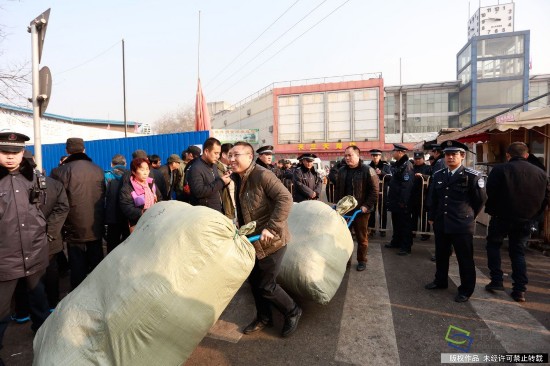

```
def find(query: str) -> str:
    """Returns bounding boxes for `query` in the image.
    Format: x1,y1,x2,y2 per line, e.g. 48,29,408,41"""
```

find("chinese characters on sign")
296,142,356,151
211,129,259,144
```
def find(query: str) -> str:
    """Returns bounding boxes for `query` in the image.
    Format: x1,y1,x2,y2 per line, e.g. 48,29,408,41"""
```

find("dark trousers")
411,206,431,235
368,196,387,231
13,254,60,317
390,211,413,251
352,212,370,262
68,240,104,290
434,230,476,297
248,246,296,321
0,270,50,348
106,223,130,253
486,217,531,292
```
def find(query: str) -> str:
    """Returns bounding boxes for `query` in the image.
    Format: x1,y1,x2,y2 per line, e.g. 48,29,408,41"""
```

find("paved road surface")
3,236,550,365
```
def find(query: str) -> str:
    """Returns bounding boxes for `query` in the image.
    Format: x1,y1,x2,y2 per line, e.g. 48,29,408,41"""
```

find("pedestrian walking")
335,146,379,271
229,142,302,337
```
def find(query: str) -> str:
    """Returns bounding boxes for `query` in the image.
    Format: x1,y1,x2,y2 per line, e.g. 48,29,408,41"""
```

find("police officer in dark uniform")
430,144,445,172
385,144,415,255
410,151,432,241
0,132,50,362
424,140,486,303
368,149,392,237
292,153,322,203
256,145,282,178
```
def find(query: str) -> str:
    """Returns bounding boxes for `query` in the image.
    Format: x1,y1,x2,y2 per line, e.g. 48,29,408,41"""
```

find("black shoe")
485,281,505,292
454,294,469,303
424,282,448,290
397,250,411,256
281,306,302,337
384,243,399,248
430,255,436,262
510,291,526,302
356,262,366,271
243,318,273,334
420,235,430,241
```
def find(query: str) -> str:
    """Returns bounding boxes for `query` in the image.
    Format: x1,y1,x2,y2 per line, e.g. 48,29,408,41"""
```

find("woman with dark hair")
119,157,162,232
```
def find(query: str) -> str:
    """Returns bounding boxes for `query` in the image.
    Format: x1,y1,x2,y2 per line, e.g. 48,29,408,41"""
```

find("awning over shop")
436,106,550,143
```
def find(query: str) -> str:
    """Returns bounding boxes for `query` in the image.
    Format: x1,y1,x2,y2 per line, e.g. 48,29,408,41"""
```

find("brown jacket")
217,161,235,219
233,163,292,260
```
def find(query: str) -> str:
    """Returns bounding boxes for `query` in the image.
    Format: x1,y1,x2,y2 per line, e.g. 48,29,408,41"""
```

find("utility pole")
28,8,51,171
122,39,128,137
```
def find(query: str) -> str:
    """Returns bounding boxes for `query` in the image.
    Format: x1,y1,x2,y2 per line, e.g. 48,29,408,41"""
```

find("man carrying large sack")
229,141,302,337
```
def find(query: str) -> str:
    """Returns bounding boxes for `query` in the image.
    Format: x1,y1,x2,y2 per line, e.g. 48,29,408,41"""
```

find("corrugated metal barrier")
27,131,210,175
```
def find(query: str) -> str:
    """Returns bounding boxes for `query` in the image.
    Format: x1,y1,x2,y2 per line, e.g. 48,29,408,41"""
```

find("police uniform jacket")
427,166,486,234
292,164,322,203
369,160,392,180
0,159,48,281
233,163,293,260
387,154,415,213
431,156,445,173
485,157,550,221
411,164,432,208
334,160,379,212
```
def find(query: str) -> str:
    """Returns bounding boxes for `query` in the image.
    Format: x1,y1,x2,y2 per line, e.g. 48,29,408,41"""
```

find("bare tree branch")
152,106,195,134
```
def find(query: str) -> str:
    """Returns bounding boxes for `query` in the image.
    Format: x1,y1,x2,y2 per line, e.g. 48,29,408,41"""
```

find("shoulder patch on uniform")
464,168,480,176
478,177,485,188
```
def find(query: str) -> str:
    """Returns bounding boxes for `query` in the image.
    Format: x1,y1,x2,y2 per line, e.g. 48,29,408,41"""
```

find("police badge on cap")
0,132,30,152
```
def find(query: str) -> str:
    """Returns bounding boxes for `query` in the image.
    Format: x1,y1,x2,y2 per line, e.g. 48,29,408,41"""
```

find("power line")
207,0,328,96
57,40,121,75
214,0,351,100
204,0,301,89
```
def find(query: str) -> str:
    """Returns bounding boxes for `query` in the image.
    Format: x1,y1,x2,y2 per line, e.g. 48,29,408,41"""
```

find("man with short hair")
187,137,231,213
104,154,129,253
158,154,183,200
148,154,161,170
280,159,294,192
0,133,51,360
335,146,379,271
217,143,236,220
177,146,202,202
50,137,106,290
368,149,392,237
484,142,550,302
229,142,301,337
425,140,486,303
385,144,415,256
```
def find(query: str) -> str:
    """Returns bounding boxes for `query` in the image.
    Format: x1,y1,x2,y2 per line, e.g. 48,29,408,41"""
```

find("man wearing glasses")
229,142,301,338
425,140,486,303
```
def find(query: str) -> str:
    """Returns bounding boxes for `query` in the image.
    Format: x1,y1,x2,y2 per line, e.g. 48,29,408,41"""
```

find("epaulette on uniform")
464,168,481,176
433,168,446,175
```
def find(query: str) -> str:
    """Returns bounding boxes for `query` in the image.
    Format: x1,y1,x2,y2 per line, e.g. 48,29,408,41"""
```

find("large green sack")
33,201,255,366
278,200,355,305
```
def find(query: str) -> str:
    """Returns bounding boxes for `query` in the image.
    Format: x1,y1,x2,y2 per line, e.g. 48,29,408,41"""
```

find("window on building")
327,91,351,141
477,35,524,58
458,44,472,70
278,95,300,143
477,57,524,79
458,65,472,85
528,81,550,110
353,89,379,140
477,79,523,106
302,93,325,141
459,85,472,113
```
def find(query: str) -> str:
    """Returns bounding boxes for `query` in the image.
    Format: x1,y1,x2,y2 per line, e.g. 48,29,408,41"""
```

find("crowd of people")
0,131,548,365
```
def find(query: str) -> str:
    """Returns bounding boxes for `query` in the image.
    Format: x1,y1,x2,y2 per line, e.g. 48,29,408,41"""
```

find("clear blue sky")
1,0,549,125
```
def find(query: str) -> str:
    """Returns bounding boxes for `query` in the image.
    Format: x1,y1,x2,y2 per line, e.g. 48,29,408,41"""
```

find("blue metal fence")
27,131,210,175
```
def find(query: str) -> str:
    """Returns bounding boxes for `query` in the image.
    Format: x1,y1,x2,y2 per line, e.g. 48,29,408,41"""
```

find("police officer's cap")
413,151,425,159
298,153,317,161
369,149,382,155
256,145,274,155
430,144,442,152
0,132,29,152
442,140,468,153
392,143,408,152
